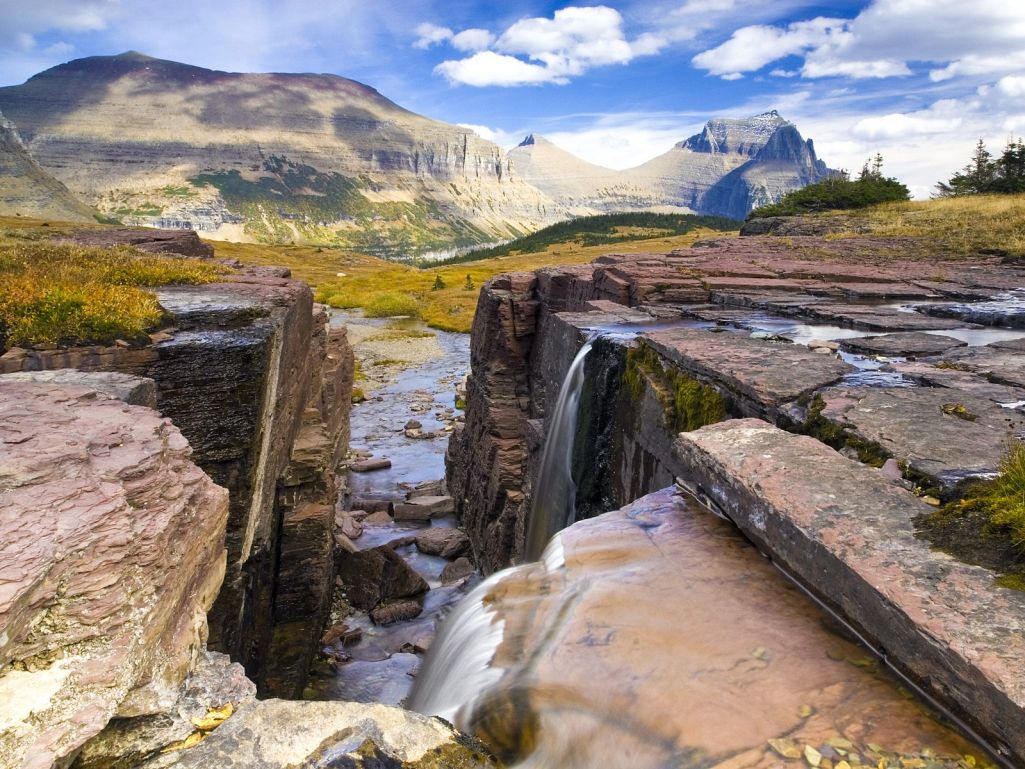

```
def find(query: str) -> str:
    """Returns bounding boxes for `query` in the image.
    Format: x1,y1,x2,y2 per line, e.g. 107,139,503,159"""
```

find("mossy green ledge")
674,418,1025,767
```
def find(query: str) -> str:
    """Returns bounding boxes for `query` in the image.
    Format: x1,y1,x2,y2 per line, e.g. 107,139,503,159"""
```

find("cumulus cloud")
693,0,1025,81
436,51,558,87
426,5,665,87
451,28,495,52
413,22,453,49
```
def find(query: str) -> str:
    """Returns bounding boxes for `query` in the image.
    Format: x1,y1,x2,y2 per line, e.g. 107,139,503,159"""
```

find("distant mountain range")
0,52,832,258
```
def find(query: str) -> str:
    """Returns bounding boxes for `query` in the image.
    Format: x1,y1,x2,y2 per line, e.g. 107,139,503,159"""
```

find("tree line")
936,138,1025,196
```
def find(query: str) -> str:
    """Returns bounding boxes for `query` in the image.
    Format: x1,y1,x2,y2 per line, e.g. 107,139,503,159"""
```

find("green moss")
623,344,727,432
995,572,1025,592
803,396,891,468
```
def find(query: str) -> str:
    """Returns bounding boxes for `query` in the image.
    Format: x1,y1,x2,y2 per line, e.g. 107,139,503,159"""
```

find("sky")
1,0,1024,198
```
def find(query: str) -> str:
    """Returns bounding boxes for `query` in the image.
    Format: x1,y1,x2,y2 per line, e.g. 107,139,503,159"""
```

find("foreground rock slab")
413,488,992,768
141,700,498,769
643,328,852,418
0,381,229,769
674,419,1025,765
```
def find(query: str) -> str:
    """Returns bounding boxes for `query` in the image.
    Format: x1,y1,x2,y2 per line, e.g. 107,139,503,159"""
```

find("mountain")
0,53,832,254
0,52,559,258
512,112,831,220
0,109,97,222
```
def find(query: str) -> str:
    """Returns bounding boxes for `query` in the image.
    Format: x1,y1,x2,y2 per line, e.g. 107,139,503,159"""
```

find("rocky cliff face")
0,376,497,769
0,109,96,222
0,376,229,769
0,230,354,695
508,111,831,220
0,52,559,257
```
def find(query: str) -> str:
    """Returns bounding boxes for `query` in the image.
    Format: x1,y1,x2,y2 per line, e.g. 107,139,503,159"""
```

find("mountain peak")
518,134,550,147
112,51,157,61
678,111,793,157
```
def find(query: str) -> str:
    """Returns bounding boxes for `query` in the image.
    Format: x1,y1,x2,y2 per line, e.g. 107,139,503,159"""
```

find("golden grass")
817,194,1025,258
0,225,224,348
212,229,727,333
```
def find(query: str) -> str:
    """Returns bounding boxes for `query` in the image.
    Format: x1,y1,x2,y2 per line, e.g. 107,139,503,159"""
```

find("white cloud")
436,51,560,87
457,123,521,147
414,22,453,49
429,5,664,87
451,28,494,52
693,0,1025,81
852,112,962,140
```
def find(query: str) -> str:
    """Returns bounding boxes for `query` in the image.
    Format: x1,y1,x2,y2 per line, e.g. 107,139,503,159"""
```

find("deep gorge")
3,225,1025,768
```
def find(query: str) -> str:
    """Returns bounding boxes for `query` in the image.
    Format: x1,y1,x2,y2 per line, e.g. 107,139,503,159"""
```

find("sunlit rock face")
0,52,559,255
0,379,229,769
415,488,987,769
508,111,831,220
0,109,96,221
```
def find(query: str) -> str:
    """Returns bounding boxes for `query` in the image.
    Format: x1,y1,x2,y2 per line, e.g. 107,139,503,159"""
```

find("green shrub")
363,292,421,318
951,442,1025,552
749,172,910,218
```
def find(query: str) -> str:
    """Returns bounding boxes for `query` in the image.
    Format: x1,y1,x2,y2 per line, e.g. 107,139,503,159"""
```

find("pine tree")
463,274,475,291
431,274,446,291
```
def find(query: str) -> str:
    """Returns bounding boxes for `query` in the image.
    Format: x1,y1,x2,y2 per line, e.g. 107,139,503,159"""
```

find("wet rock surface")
675,420,1025,765
449,236,1025,570
839,331,967,357
811,386,1025,490
414,488,994,769
0,381,228,769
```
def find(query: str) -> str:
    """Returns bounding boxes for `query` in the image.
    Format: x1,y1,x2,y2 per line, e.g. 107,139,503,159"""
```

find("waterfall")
524,337,595,562
406,570,508,722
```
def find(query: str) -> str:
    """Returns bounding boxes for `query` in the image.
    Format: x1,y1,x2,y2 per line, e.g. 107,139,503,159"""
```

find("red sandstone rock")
0,381,228,769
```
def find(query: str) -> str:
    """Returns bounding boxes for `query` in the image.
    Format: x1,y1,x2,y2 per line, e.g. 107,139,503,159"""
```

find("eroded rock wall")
0,261,355,690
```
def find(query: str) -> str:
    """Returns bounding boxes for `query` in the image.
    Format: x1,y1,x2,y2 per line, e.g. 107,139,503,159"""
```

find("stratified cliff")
0,109,96,221
0,230,354,696
509,111,831,220
0,52,559,256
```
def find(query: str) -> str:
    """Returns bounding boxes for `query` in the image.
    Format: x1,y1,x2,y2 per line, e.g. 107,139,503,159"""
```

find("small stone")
441,557,474,584
371,599,424,625
404,419,422,430
813,347,833,354
807,339,840,351
879,458,903,482
363,510,393,525
922,495,942,506
351,458,392,472
340,516,364,540
415,527,470,559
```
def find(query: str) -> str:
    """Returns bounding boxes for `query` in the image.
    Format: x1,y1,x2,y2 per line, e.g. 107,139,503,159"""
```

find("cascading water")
523,336,595,562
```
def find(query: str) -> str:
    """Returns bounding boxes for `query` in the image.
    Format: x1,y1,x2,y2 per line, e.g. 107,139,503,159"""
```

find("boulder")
415,527,470,559
0,381,229,769
440,557,475,585
371,599,425,625
394,495,456,521
335,546,429,610
351,457,392,472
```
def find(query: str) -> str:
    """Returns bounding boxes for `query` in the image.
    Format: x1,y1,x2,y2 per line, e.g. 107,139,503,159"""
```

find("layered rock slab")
642,327,852,418
811,386,1025,489
0,381,229,769
674,419,1025,765
839,331,967,357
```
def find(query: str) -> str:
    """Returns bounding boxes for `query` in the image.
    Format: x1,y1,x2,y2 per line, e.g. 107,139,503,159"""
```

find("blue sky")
1,0,1024,197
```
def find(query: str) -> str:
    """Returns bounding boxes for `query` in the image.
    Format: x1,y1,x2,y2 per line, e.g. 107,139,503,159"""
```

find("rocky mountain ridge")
509,110,831,220
0,53,831,255
0,52,559,258
0,109,97,222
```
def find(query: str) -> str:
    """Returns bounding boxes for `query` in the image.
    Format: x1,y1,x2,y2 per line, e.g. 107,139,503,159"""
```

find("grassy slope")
214,223,737,333
0,217,223,349
796,194,1025,259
